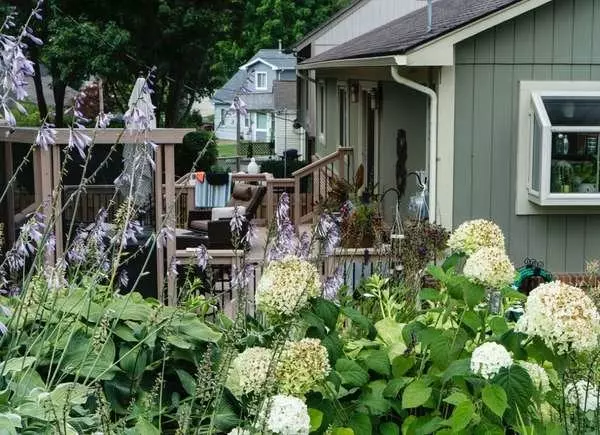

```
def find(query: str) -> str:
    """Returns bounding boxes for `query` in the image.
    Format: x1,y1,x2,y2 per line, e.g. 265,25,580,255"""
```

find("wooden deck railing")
292,147,353,225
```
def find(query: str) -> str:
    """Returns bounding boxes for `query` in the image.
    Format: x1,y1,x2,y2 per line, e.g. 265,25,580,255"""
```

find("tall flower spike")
195,245,210,271
323,266,344,301
230,206,246,238
317,212,341,256
35,123,57,151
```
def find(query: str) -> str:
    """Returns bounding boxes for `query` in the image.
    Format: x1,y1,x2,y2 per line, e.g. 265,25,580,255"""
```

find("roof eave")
298,54,406,70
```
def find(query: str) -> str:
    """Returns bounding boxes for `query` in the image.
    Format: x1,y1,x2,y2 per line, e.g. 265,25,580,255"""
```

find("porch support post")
155,144,164,303
1,142,15,249
436,66,455,229
39,145,54,264
164,143,176,305
51,144,64,258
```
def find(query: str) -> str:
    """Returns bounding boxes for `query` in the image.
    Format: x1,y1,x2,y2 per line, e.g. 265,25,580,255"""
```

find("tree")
213,0,351,80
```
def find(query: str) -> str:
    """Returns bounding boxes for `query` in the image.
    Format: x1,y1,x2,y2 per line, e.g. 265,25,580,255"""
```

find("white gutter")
391,56,438,223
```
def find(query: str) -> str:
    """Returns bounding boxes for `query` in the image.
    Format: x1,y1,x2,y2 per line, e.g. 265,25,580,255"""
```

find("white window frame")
516,81,600,215
255,72,268,91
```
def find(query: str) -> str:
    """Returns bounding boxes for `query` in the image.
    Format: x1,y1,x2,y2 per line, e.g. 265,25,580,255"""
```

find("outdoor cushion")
189,220,209,232
232,184,253,201
211,206,247,221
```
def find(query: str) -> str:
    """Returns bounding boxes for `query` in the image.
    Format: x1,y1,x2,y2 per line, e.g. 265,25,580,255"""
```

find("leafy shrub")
176,131,218,177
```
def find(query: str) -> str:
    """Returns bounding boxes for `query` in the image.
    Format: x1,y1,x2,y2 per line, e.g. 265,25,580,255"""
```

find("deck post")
1,142,15,249
39,145,54,265
155,144,164,303
294,176,301,227
164,143,177,305
51,144,63,258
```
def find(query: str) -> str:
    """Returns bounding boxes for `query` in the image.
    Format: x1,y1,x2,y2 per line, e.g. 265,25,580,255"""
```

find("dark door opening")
365,91,376,188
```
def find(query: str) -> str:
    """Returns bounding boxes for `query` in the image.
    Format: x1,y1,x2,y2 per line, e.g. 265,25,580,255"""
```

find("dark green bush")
177,131,218,176
260,159,308,178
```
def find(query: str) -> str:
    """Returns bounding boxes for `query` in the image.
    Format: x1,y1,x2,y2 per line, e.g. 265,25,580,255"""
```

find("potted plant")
551,160,574,193
574,161,598,193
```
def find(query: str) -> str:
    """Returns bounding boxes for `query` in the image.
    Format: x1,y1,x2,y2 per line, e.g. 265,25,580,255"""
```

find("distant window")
245,115,250,127
256,112,268,130
338,88,347,147
256,72,267,90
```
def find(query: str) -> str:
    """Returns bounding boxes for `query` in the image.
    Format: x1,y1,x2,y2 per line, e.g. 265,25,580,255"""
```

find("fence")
176,246,391,314
237,141,275,157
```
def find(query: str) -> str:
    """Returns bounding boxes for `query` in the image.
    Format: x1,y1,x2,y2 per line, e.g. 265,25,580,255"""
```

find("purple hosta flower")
44,261,67,291
297,232,311,259
243,220,257,247
121,220,144,246
67,232,87,266
195,245,210,271
0,321,7,336
317,213,341,256
231,263,254,290
323,267,344,301
35,123,57,151
68,127,92,159
123,105,156,133
156,226,175,249
267,193,299,261
46,233,55,254
1,104,16,126
230,206,246,238
276,193,291,227
97,112,113,129
119,269,129,288
167,256,180,278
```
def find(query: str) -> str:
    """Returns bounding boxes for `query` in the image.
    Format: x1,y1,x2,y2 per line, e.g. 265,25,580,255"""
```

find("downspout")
391,56,438,223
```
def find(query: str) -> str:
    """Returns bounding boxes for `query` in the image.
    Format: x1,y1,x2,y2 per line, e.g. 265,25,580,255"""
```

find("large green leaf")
492,365,534,420
375,318,405,346
361,349,391,376
463,281,485,308
331,429,354,435
401,379,432,409
383,377,411,398
312,298,339,331
392,355,416,378
482,384,508,418
359,380,391,416
308,408,324,432
119,344,147,380
170,314,222,343
349,413,371,435
442,359,470,383
60,330,117,380
335,359,368,387
341,307,376,339
175,369,196,396
0,357,36,374
379,422,400,435
448,399,474,432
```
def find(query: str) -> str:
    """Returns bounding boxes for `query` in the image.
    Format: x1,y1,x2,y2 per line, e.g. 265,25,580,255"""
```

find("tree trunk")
164,75,184,128
31,60,48,121
52,81,67,127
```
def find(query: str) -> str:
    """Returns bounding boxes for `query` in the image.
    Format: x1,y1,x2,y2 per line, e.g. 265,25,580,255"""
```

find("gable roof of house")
301,0,521,65
213,49,296,104
293,0,365,50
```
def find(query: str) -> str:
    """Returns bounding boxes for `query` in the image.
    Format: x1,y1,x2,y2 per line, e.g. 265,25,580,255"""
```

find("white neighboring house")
213,48,305,156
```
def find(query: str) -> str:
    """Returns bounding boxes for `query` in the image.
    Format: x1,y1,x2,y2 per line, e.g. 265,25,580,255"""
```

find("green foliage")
177,131,219,176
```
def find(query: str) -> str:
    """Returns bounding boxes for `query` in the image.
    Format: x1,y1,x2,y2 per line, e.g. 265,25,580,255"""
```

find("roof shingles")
301,0,521,65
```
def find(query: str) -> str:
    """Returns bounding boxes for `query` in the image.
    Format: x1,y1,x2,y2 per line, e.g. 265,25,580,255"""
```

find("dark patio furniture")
281,148,301,161
187,183,266,249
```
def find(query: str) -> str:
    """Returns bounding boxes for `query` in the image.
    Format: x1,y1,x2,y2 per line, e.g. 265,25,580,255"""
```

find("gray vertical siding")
453,0,600,272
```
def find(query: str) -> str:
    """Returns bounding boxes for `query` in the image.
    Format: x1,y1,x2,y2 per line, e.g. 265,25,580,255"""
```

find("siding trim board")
453,0,600,273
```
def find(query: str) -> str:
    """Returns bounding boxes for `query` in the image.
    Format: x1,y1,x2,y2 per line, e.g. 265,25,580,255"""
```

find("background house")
296,0,600,273
213,48,305,156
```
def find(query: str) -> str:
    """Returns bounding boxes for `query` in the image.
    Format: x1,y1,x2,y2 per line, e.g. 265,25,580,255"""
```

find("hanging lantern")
390,202,405,275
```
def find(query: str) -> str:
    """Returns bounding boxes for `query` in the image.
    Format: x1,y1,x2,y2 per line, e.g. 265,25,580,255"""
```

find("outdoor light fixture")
369,88,378,110
350,81,359,103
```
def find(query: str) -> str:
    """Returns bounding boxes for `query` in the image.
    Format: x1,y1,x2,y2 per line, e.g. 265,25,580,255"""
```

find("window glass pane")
531,114,542,192
256,73,267,89
550,131,599,193
542,96,600,126
256,113,267,130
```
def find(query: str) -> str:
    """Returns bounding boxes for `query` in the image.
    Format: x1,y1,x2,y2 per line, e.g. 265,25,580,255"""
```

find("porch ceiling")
0,127,194,145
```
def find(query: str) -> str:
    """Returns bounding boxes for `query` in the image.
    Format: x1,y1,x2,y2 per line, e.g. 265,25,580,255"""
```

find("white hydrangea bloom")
565,380,599,412
519,361,551,394
515,281,600,354
447,219,505,255
228,428,252,435
277,338,331,396
256,256,321,318
259,394,310,435
463,246,516,289
470,342,513,379
228,347,275,396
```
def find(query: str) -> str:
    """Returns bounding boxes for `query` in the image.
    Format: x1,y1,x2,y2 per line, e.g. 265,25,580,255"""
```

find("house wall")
214,103,238,141
250,63,275,93
274,110,305,156
453,0,600,272
311,0,423,56
279,70,296,81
